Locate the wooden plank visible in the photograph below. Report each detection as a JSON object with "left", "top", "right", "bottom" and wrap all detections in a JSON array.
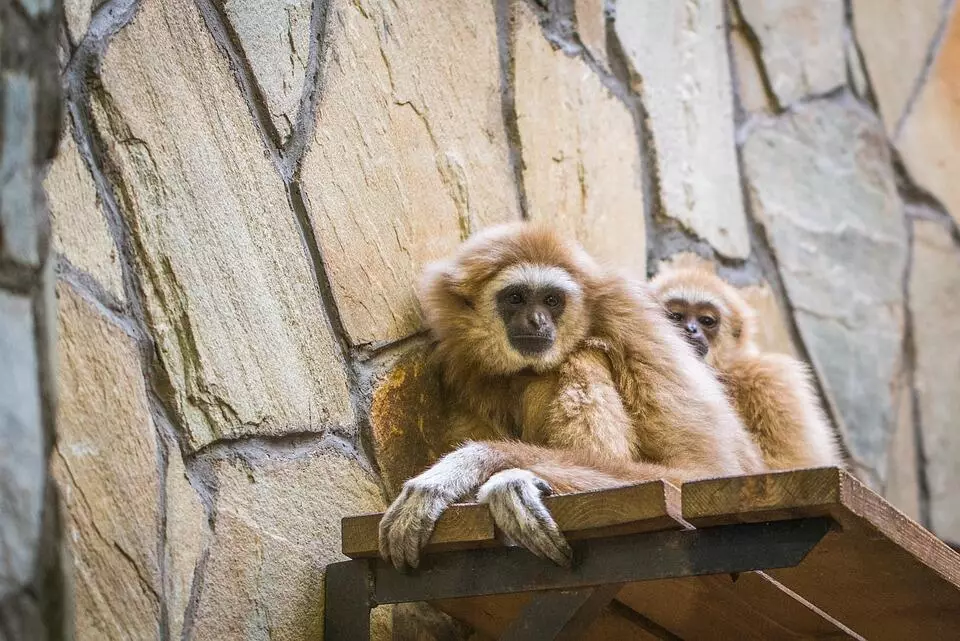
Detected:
[
  {"left": 499, "top": 584, "right": 621, "bottom": 641},
  {"left": 616, "top": 571, "right": 861, "bottom": 641},
  {"left": 342, "top": 480, "right": 683, "bottom": 558},
  {"left": 682, "top": 467, "right": 960, "bottom": 640}
]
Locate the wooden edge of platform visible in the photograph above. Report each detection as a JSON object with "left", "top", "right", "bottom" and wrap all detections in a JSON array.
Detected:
[{"left": 341, "top": 480, "right": 683, "bottom": 558}]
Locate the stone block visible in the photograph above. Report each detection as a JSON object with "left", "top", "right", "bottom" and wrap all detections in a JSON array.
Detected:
[
  {"left": 738, "top": 283, "right": 798, "bottom": 357},
  {"left": 0, "top": 73, "right": 39, "bottom": 267},
  {"left": 614, "top": 0, "right": 750, "bottom": 259},
  {"left": 742, "top": 98, "right": 907, "bottom": 485},
  {"left": 575, "top": 0, "right": 608, "bottom": 70},
  {"left": 514, "top": 1, "right": 646, "bottom": 276},
  {"left": 0, "top": 291, "right": 43, "bottom": 599},
  {"left": 909, "top": 219, "right": 960, "bottom": 540},
  {"left": 53, "top": 283, "right": 161, "bottom": 638},
  {"left": 300, "top": 0, "right": 520, "bottom": 346},
  {"left": 95, "top": 0, "right": 354, "bottom": 450}
]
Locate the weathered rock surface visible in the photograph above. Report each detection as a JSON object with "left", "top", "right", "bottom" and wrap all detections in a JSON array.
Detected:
[
  {"left": 44, "top": 121, "right": 124, "bottom": 300},
  {"left": 53, "top": 283, "right": 161, "bottom": 638},
  {"left": 0, "top": 291, "right": 43, "bottom": 599},
  {"left": 853, "top": 0, "right": 945, "bottom": 133},
  {"left": 738, "top": 0, "right": 845, "bottom": 105},
  {"left": 64, "top": 0, "right": 105, "bottom": 44},
  {"left": 910, "top": 219, "right": 960, "bottom": 540},
  {"left": 300, "top": 0, "right": 519, "bottom": 346},
  {"left": 738, "top": 283, "right": 798, "bottom": 357},
  {"left": 191, "top": 442, "right": 385, "bottom": 641},
  {"left": 614, "top": 0, "right": 749, "bottom": 259},
  {"left": 223, "top": 0, "right": 312, "bottom": 139},
  {"left": 515, "top": 2, "right": 646, "bottom": 276},
  {"left": 0, "top": 73, "right": 39, "bottom": 267},
  {"left": 885, "top": 371, "right": 921, "bottom": 522},
  {"left": 728, "top": 21, "right": 772, "bottom": 114},
  {"left": 575, "top": 0, "right": 608, "bottom": 70},
  {"left": 94, "top": 0, "right": 353, "bottom": 450},
  {"left": 897, "top": 7, "right": 960, "bottom": 225},
  {"left": 742, "top": 98, "right": 907, "bottom": 485}
]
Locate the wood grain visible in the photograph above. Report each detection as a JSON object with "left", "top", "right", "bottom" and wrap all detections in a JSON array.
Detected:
[{"left": 682, "top": 467, "right": 960, "bottom": 640}]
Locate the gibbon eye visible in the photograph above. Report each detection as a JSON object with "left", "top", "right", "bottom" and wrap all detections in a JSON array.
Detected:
[
  {"left": 544, "top": 294, "right": 561, "bottom": 307},
  {"left": 507, "top": 291, "right": 524, "bottom": 305},
  {"left": 668, "top": 312, "right": 683, "bottom": 322},
  {"left": 699, "top": 316, "right": 717, "bottom": 327}
]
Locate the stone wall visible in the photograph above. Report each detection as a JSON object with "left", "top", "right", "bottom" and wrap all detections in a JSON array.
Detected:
[{"left": 34, "top": 0, "right": 960, "bottom": 638}]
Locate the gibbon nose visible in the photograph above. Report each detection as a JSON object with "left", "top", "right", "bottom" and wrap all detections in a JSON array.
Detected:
[
  {"left": 684, "top": 322, "right": 699, "bottom": 335},
  {"left": 528, "top": 310, "right": 549, "bottom": 331}
]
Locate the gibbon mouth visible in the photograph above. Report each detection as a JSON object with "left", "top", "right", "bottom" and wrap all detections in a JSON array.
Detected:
[
  {"left": 687, "top": 336, "right": 709, "bottom": 359},
  {"left": 510, "top": 334, "right": 555, "bottom": 355}
]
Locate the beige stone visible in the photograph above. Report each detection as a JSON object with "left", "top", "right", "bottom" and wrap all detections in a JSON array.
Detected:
[
  {"left": 164, "top": 444, "right": 207, "bottom": 641},
  {"left": 53, "top": 283, "right": 161, "bottom": 639},
  {"left": 742, "top": 98, "right": 907, "bottom": 486},
  {"left": 853, "top": 0, "right": 945, "bottom": 133},
  {"left": 738, "top": 283, "right": 797, "bottom": 357},
  {"left": 94, "top": 0, "right": 353, "bottom": 450},
  {"left": 910, "top": 219, "right": 960, "bottom": 540},
  {"left": 44, "top": 121, "right": 124, "bottom": 300},
  {"left": 885, "top": 371, "right": 921, "bottom": 522},
  {"left": 223, "top": 0, "right": 312, "bottom": 139},
  {"left": 64, "top": 0, "right": 104, "bottom": 44},
  {"left": 729, "top": 26, "right": 771, "bottom": 114},
  {"left": 300, "top": 0, "right": 520, "bottom": 346},
  {"left": 0, "top": 291, "right": 43, "bottom": 599},
  {"left": 897, "top": 8, "right": 960, "bottom": 226},
  {"left": 739, "top": 0, "right": 845, "bottom": 105},
  {"left": 191, "top": 443, "right": 385, "bottom": 641},
  {"left": 575, "top": 0, "right": 608, "bottom": 69},
  {"left": 515, "top": 2, "right": 646, "bottom": 276},
  {"left": 614, "top": 0, "right": 749, "bottom": 259}
]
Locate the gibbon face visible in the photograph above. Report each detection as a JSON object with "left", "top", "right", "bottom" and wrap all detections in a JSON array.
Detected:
[
  {"left": 418, "top": 224, "right": 596, "bottom": 376},
  {"left": 662, "top": 298, "right": 719, "bottom": 358}
]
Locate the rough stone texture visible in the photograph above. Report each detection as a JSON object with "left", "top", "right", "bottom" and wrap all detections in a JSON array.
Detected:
[
  {"left": 64, "top": 0, "right": 105, "bottom": 44},
  {"left": 845, "top": 33, "right": 870, "bottom": 100},
  {"left": 0, "top": 73, "right": 39, "bottom": 267},
  {"left": 728, "top": 24, "right": 771, "bottom": 114},
  {"left": 94, "top": 0, "right": 354, "bottom": 450},
  {"left": 853, "top": 0, "right": 945, "bottom": 133},
  {"left": 222, "top": 0, "right": 311, "bottom": 140},
  {"left": 910, "top": 219, "right": 960, "bottom": 540},
  {"left": 614, "top": 0, "right": 750, "bottom": 259},
  {"left": 0, "top": 291, "right": 43, "bottom": 599},
  {"left": 738, "top": 283, "right": 798, "bottom": 357},
  {"left": 53, "top": 283, "right": 161, "bottom": 639},
  {"left": 300, "top": 0, "right": 520, "bottom": 346},
  {"left": 739, "top": 0, "right": 845, "bottom": 105},
  {"left": 191, "top": 443, "right": 385, "bottom": 641},
  {"left": 44, "top": 120, "right": 124, "bottom": 300},
  {"left": 164, "top": 444, "right": 207, "bottom": 641},
  {"left": 743, "top": 98, "right": 907, "bottom": 485},
  {"left": 897, "top": 7, "right": 960, "bottom": 226},
  {"left": 885, "top": 371, "right": 921, "bottom": 522},
  {"left": 515, "top": 2, "right": 646, "bottom": 275},
  {"left": 369, "top": 346, "right": 446, "bottom": 497},
  {"left": 575, "top": 0, "right": 608, "bottom": 70}
]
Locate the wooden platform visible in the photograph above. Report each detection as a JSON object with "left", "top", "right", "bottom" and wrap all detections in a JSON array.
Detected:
[{"left": 331, "top": 468, "right": 960, "bottom": 640}]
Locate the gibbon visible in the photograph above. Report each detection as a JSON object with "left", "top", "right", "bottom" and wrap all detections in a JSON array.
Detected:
[
  {"left": 650, "top": 254, "right": 843, "bottom": 472},
  {"left": 378, "top": 224, "right": 765, "bottom": 570}
]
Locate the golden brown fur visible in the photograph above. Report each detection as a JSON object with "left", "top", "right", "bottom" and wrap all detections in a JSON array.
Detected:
[
  {"left": 650, "top": 256, "right": 843, "bottom": 471},
  {"left": 378, "top": 223, "right": 765, "bottom": 569}
]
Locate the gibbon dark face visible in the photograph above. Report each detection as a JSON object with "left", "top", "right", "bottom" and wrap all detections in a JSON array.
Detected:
[
  {"left": 496, "top": 283, "right": 565, "bottom": 355},
  {"left": 663, "top": 299, "right": 719, "bottom": 359}
]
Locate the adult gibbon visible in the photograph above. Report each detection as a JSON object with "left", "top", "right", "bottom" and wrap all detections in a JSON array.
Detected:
[
  {"left": 378, "top": 224, "right": 764, "bottom": 570},
  {"left": 650, "top": 254, "right": 843, "bottom": 472}
]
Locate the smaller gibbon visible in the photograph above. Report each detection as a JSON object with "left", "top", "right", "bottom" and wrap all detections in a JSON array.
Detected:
[{"left": 650, "top": 254, "right": 843, "bottom": 471}]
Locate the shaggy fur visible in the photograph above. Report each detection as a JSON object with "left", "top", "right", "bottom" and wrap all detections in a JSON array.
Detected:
[{"left": 650, "top": 256, "right": 843, "bottom": 471}]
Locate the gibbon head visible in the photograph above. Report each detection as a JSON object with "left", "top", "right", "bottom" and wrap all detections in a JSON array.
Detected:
[
  {"left": 649, "top": 253, "right": 757, "bottom": 365},
  {"left": 418, "top": 223, "right": 600, "bottom": 376}
]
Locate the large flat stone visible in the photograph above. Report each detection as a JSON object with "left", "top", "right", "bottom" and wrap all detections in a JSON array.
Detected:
[
  {"left": 223, "top": 0, "right": 312, "bottom": 139},
  {"left": 614, "top": 0, "right": 749, "bottom": 259},
  {"left": 94, "top": 0, "right": 354, "bottom": 450},
  {"left": 191, "top": 442, "right": 385, "bottom": 641},
  {"left": 909, "top": 219, "right": 960, "bottom": 540},
  {"left": 728, "top": 19, "right": 772, "bottom": 114},
  {"left": 897, "top": 7, "right": 960, "bottom": 226},
  {"left": 514, "top": 1, "right": 646, "bottom": 276},
  {"left": 0, "top": 73, "right": 39, "bottom": 267},
  {"left": 575, "top": 0, "right": 608, "bottom": 70},
  {"left": 742, "top": 98, "right": 907, "bottom": 485},
  {"left": 44, "top": 120, "right": 124, "bottom": 300},
  {"left": 52, "top": 283, "right": 161, "bottom": 638},
  {"left": 0, "top": 291, "right": 43, "bottom": 599},
  {"left": 738, "top": 283, "right": 798, "bottom": 357},
  {"left": 300, "top": 0, "right": 520, "bottom": 346},
  {"left": 853, "top": 0, "right": 945, "bottom": 133},
  {"left": 884, "top": 371, "right": 921, "bottom": 522},
  {"left": 739, "top": 0, "right": 845, "bottom": 105}
]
